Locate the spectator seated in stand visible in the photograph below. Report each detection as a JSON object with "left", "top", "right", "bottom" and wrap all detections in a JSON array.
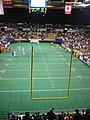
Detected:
[
  {"left": 47, "top": 108, "right": 56, "bottom": 120},
  {"left": 73, "top": 109, "right": 82, "bottom": 120}
]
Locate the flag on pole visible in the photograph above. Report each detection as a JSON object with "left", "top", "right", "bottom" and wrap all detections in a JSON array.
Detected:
[
  {"left": 65, "top": 2, "right": 72, "bottom": 14},
  {"left": 0, "top": 0, "right": 4, "bottom": 15}
]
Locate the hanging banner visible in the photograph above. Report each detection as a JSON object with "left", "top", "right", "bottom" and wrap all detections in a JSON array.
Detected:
[
  {"left": 0, "top": 0, "right": 4, "bottom": 15},
  {"left": 65, "top": 2, "right": 72, "bottom": 14},
  {"left": 3, "top": 0, "right": 12, "bottom": 6}
]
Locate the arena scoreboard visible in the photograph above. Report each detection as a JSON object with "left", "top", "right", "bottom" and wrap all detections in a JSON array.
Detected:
[{"left": 28, "top": 0, "right": 48, "bottom": 14}]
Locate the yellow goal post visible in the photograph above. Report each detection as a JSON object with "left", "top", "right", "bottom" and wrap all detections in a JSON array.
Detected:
[{"left": 30, "top": 46, "right": 73, "bottom": 100}]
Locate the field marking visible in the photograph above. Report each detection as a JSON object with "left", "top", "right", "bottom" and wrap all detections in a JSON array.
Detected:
[
  {"left": 0, "top": 70, "right": 6, "bottom": 73},
  {"left": 66, "top": 62, "right": 69, "bottom": 65},
  {"left": 0, "top": 59, "right": 30, "bottom": 61},
  {"left": 71, "top": 68, "right": 76, "bottom": 72},
  {"left": 0, "top": 63, "right": 68, "bottom": 65},
  {"left": 0, "top": 78, "right": 30, "bottom": 80},
  {"left": 0, "top": 63, "right": 86, "bottom": 67},
  {"left": 0, "top": 54, "right": 69, "bottom": 57},
  {"left": 0, "top": 76, "right": 90, "bottom": 81},
  {"left": 2, "top": 69, "right": 30, "bottom": 72},
  {"left": 51, "top": 86, "right": 56, "bottom": 88},
  {"left": 38, "top": 76, "right": 90, "bottom": 79},
  {"left": 0, "top": 63, "right": 11, "bottom": 65},
  {"left": 51, "top": 83, "right": 55, "bottom": 86},
  {"left": 0, "top": 88, "right": 90, "bottom": 93},
  {"left": 59, "top": 55, "right": 63, "bottom": 56},
  {"left": 8, "top": 58, "right": 12, "bottom": 61},
  {"left": 62, "top": 58, "right": 66, "bottom": 61},
  {"left": 50, "top": 81, "right": 54, "bottom": 83},
  {"left": 0, "top": 68, "right": 89, "bottom": 72},
  {"left": 38, "top": 45, "right": 52, "bottom": 81},
  {"left": 5, "top": 63, "right": 10, "bottom": 66},
  {"left": 1, "top": 61, "right": 30, "bottom": 66}
]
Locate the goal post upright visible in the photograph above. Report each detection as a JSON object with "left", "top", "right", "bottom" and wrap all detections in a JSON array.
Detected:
[
  {"left": 66, "top": 48, "right": 73, "bottom": 98},
  {"left": 30, "top": 46, "right": 34, "bottom": 99},
  {"left": 30, "top": 46, "right": 73, "bottom": 100}
]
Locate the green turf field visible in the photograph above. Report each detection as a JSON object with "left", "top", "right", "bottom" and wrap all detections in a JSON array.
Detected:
[{"left": 0, "top": 42, "right": 90, "bottom": 113}]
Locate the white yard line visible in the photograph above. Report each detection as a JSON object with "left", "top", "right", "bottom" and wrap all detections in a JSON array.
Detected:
[
  {"left": 0, "top": 88, "right": 90, "bottom": 93},
  {"left": 0, "top": 76, "right": 90, "bottom": 81},
  {"left": 0, "top": 62, "right": 85, "bottom": 66},
  {"left": 1, "top": 61, "right": 30, "bottom": 66},
  {"left": 2, "top": 70, "right": 30, "bottom": 72},
  {"left": 0, "top": 78, "right": 30, "bottom": 80},
  {"left": 0, "top": 69, "right": 72, "bottom": 71}
]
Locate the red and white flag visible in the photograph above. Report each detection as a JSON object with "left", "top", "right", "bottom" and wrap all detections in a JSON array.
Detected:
[
  {"left": 0, "top": 0, "right": 4, "bottom": 15},
  {"left": 65, "top": 2, "right": 72, "bottom": 14}
]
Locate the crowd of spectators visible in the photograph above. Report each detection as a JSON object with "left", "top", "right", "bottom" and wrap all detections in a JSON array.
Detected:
[
  {"left": 0, "top": 30, "right": 14, "bottom": 53},
  {"left": 59, "top": 30, "right": 90, "bottom": 63},
  {"left": 9, "top": 108, "right": 90, "bottom": 120},
  {"left": 0, "top": 23, "right": 90, "bottom": 64}
]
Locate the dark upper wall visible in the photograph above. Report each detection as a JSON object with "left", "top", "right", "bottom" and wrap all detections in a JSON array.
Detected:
[{"left": 0, "top": 7, "right": 90, "bottom": 25}]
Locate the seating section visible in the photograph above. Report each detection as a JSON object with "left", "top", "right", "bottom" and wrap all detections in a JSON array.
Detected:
[
  {"left": 8, "top": 108, "right": 90, "bottom": 120},
  {"left": 0, "top": 23, "right": 90, "bottom": 64}
]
